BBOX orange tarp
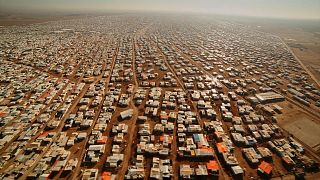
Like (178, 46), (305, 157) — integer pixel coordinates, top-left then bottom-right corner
(160, 114), (168, 119)
(259, 161), (273, 174)
(97, 136), (108, 144)
(40, 132), (49, 137)
(101, 172), (112, 180)
(41, 90), (51, 99)
(0, 112), (6, 117)
(160, 136), (172, 144)
(207, 160), (219, 170)
(199, 147), (213, 152)
(216, 142), (227, 153)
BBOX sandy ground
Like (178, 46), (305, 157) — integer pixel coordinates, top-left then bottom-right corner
(282, 116), (320, 152)
(276, 101), (320, 154)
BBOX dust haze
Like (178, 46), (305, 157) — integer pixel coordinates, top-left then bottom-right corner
(0, 0), (319, 20)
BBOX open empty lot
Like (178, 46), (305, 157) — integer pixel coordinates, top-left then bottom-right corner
(277, 101), (320, 153)
(282, 117), (320, 152)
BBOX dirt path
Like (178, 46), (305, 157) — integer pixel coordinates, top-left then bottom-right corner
(116, 23), (152, 180)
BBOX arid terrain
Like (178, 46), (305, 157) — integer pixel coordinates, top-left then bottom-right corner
(0, 14), (320, 180)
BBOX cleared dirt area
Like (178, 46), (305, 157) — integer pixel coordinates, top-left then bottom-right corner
(277, 101), (320, 153)
(283, 118), (320, 152)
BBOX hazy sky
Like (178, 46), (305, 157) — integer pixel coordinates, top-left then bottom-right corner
(0, 0), (319, 19)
